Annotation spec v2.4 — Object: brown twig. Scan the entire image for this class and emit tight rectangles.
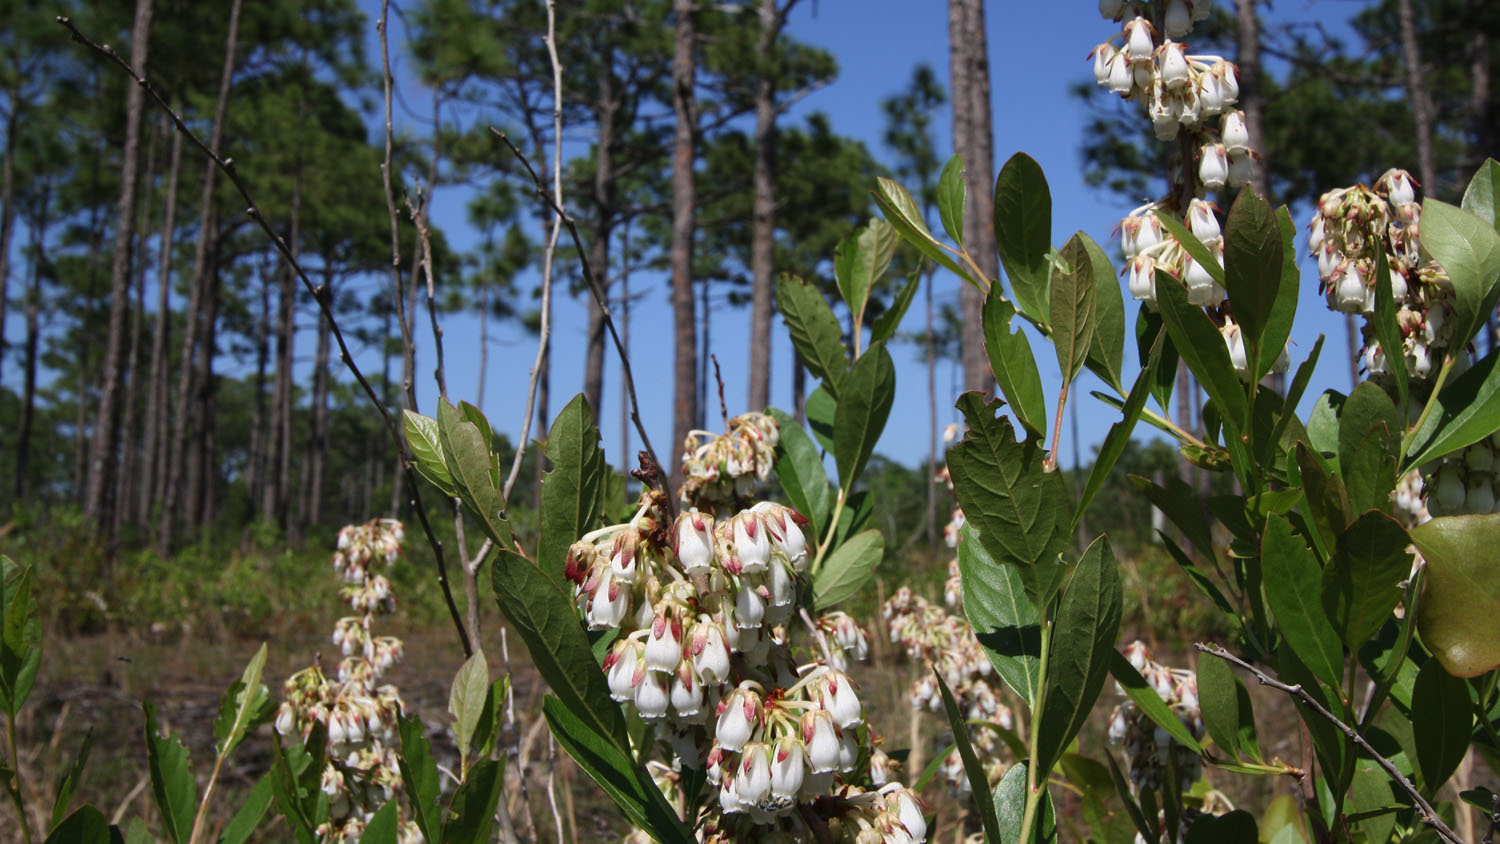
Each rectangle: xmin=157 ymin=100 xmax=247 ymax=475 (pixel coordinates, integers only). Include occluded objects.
xmin=490 ymin=127 xmax=662 ymax=476
xmin=711 ymin=352 xmax=728 ymax=428
xmin=56 ymin=13 xmax=473 ymax=659
xmin=1195 ymin=642 xmax=1465 ymax=844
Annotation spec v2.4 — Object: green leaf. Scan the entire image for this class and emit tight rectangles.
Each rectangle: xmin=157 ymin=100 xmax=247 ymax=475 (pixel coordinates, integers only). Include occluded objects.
xmin=1420 ymin=197 xmax=1500 ymax=348
xmin=1347 ymin=765 xmax=1399 ymax=844
xmin=218 ymin=774 xmax=273 ymax=844
xmin=268 ymin=728 xmax=326 ymax=844
xmin=1197 ymin=654 xmax=1260 ymax=762
xmin=805 ymin=385 xmax=837 ymax=453
xmin=958 ymin=524 xmax=1041 ymax=703
xmin=812 ymin=529 xmax=883 ymax=609
xmin=1108 ymin=651 xmax=1204 ymax=754
xmin=982 ymin=290 xmax=1048 ymax=439
xmin=1035 ymin=537 xmax=1123 ymax=779
xmin=1222 ymin=187 xmax=1284 ymax=373
xmin=1320 ymin=512 xmax=1412 ymax=650
xmin=0 ymin=558 xmax=41 ymax=716
xmin=947 ymin=394 xmax=1070 ymax=608
xmin=450 ymin=648 xmax=490 ymax=769
xmin=43 ymin=805 xmax=116 ymax=844
xmin=143 ymin=702 xmax=196 ymax=844
xmin=1295 ymin=443 xmax=1351 ymax=554
xmin=937 ymin=154 xmax=966 ymax=246
xmin=1338 ymin=382 xmax=1399 ymax=516
xmin=1404 ymin=346 xmax=1500 ymax=471
xmin=1462 ymin=158 xmax=1500 ymax=227
xmin=437 ymin=399 xmax=513 ymax=552
xmin=442 ymin=757 xmax=506 ymax=844
xmin=873 ymin=178 xmax=981 ymax=289
xmin=994 ymin=152 xmax=1054 ymax=323
xmin=213 ymin=643 xmax=270 ymax=759
xmin=1412 ymin=515 xmax=1500 ymax=677
xmin=543 ymin=697 xmax=692 ymax=844
xmin=833 ymin=341 xmax=896 ymax=491
xmin=403 ymin=409 xmax=456 ymax=496
xmin=1255 ymin=207 xmax=1301 ymax=383
xmin=935 ymin=671 xmax=1003 ymax=844
xmin=1262 ymin=516 xmax=1343 ymax=690
xmin=1155 ymin=269 xmax=1248 ymax=434
xmin=1074 ymin=330 xmax=1163 ymax=527
xmin=870 ymin=269 xmax=920 ymax=348
xmin=50 ymin=728 xmax=93 ymax=831
xmin=834 ymin=218 xmax=899 ymax=322
xmin=491 ymin=550 xmax=626 ymax=742
xmin=1137 ymin=306 xmax=1178 ymax=414
xmin=1078 ymin=232 xmax=1126 ymax=392
xmin=1373 ymin=250 xmax=1410 ymax=415
xmin=396 ymin=715 xmax=441 ymax=843
xmin=1050 ymin=232 xmax=1099 ymax=384
xmin=1410 ymin=659 xmax=1472 ymax=791
xmin=1184 ymin=810 xmax=1258 ymax=844
xmin=994 ymin=762 xmax=1056 ymax=844
xmin=766 ymin=408 xmax=832 ymax=539
xmin=776 ymin=273 xmax=850 ymax=397
xmin=125 ymin=818 xmax=151 ymax=844
xmin=360 ymin=802 xmax=400 ymax=844
xmin=539 ymin=394 xmax=607 ymax=585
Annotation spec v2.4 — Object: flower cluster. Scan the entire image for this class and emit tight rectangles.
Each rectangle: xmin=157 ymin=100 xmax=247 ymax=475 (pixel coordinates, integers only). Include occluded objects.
xmin=883 ymin=566 xmax=1015 ymax=794
xmin=274 ymin=519 xmax=420 ymax=844
xmin=1106 ymin=641 xmax=1204 ymax=794
xmin=567 ymin=488 xmax=920 ymax=840
xmin=680 ymin=412 xmax=781 ymax=509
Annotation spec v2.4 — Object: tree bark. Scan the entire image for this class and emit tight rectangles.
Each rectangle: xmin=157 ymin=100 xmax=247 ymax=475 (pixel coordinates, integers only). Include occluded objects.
xmin=747 ymin=0 xmax=780 ymax=412
xmin=1234 ymin=0 xmax=1270 ymax=199
xmin=947 ymin=0 xmax=996 ymax=395
xmin=670 ymin=0 xmax=699 ymax=491
xmin=0 ymin=82 xmax=19 ymax=378
xmin=925 ymin=268 xmax=938 ymax=551
xmin=86 ymin=0 xmax=154 ymax=529
xmin=246 ymin=256 xmax=272 ymax=520
xmin=619 ymin=228 xmax=632 ymax=477
xmin=160 ymin=0 xmax=242 ymax=553
xmin=1397 ymin=0 xmax=1438 ymax=193
xmin=583 ymin=53 xmax=618 ymax=415
xmin=14 ymin=183 xmax=49 ymax=501
xmin=140 ymin=116 xmax=182 ymax=528
xmin=263 ymin=177 xmax=301 ymax=528
xmin=188 ymin=241 xmax=222 ymax=531
xmin=116 ymin=119 xmax=161 ymax=533
xmin=309 ymin=264 xmax=333 ymax=527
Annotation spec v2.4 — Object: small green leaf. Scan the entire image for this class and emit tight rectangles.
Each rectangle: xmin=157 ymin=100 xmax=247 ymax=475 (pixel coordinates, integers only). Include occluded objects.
xmin=213 ymin=643 xmax=271 ymax=759
xmin=994 ymin=762 xmax=1056 ymax=844
xmin=937 ymin=154 xmax=967 ymax=246
xmin=403 ymin=409 xmax=456 ymax=495
xmin=1262 ymin=516 xmax=1344 ymax=690
xmin=1337 ymin=382 xmax=1399 ymax=515
xmin=935 ymin=672 xmax=1004 ymax=844
xmin=1410 ymin=659 xmax=1472 ymax=791
xmin=441 ymin=757 xmax=506 ymax=844
xmin=947 ymin=394 xmax=1070 ymax=609
xmin=1462 ymin=158 xmax=1500 ymax=226
xmin=219 ymin=774 xmax=273 ymax=844
xmin=0 ymin=558 xmax=41 ymax=716
xmin=1035 ymin=537 xmax=1123 ymax=779
xmin=833 ymin=341 xmax=896 ymax=491
xmin=1320 ymin=512 xmax=1411 ymax=649
xmin=538 ymin=394 xmax=607 ymax=585
xmin=834 ymin=218 xmax=899 ymax=322
xmin=994 ymin=152 xmax=1054 ymax=323
xmin=1078 ymin=232 xmax=1126 ymax=392
xmin=1050 ymin=232 xmax=1099 ymax=384
xmin=360 ymin=802 xmax=400 ymax=844
xmin=873 ymin=178 xmax=981 ymax=290
xmin=776 ymin=273 xmax=850 ymax=397
xmin=125 ymin=818 xmax=151 ymax=844
xmin=50 ymin=728 xmax=93 ymax=831
xmin=1108 ymin=651 xmax=1204 ymax=754
xmin=143 ymin=702 xmax=197 ymax=844
xmin=1197 ymin=653 xmax=1259 ymax=762
xmin=766 ymin=407 xmax=832 ymax=540
xmin=1412 ymin=514 xmax=1500 ymax=676
xmin=811 ymin=530 xmax=883 ymax=609
xmin=437 ymin=400 xmax=513 ymax=552
xmin=449 ymin=648 xmax=490 ymax=769
xmin=1420 ymin=197 xmax=1500 ymax=349
xmin=982 ymin=289 xmax=1047 ymax=439
xmin=958 ymin=524 xmax=1041 ymax=703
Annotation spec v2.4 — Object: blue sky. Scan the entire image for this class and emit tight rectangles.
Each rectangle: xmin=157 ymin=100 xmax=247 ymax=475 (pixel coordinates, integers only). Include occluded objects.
xmin=360 ymin=0 xmax=1368 ymax=473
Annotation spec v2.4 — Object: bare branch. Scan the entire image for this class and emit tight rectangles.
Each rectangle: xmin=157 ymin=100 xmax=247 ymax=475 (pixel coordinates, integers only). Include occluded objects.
xmin=1195 ymin=642 xmax=1465 ymax=844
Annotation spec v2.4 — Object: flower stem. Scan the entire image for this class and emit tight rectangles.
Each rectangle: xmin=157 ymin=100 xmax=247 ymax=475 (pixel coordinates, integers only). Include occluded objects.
xmin=810 ymin=488 xmax=846 ymax=576
xmin=1018 ymin=618 xmax=1053 ymax=844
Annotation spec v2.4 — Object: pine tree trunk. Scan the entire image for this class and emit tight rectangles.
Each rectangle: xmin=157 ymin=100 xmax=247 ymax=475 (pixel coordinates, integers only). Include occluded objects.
xmin=140 ymin=116 xmax=182 ymax=528
xmin=1234 ymin=0 xmax=1270 ymax=198
xmin=264 ymin=180 xmax=300 ymax=528
xmin=747 ymin=0 xmax=779 ymax=412
xmin=583 ymin=58 xmax=618 ymax=415
xmin=190 ymin=245 xmax=222 ymax=531
xmin=86 ymin=0 xmax=154 ymax=529
xmin=619 ymin=239 xmax=632 ymax=477
xmin=670 ymin=0 xmax=699 ymax=490
xmin=160 ymin=0 xmax=242 ymax=553
xmin=1398 ymin=0 xmax=1438 ymax=193
xmin=246 ymin=256 xmax=272 ymax=517
xmin=116 ymin=119 xmax=162 ymax=533
xmin=947 ymin=0 xmax=996 ymax=395
xmin=925 ymin=269 xmax=938 ymax=551
xmin=309 ymin=264 xmax=333 ymax=527
xmin=699 ymin=274 xmax=710 ymax=427
xmin=14 ymin=183 xmax=49 ymax=500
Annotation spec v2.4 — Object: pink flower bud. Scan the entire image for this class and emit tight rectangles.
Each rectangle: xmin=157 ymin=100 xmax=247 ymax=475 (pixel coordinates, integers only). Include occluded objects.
xmin=645 ymin=612 xmax=683 ymax=673
xmin=732 ymin=512 xmax=771 ymax=573
xmin=715 ymin=686 xmax=759 ymax=751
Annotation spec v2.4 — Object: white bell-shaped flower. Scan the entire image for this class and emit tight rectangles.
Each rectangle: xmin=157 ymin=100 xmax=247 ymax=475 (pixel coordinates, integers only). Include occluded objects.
xmin=770 ymin=736 xmax=807 ymax=798
xmin=715 ymin=686 xmax=759 ymax=751
xmin=802 ymin=709 xmax=841 ymax=773
xmin=1164 ymin=0 xmax=1193 ymax=37
xmin=1092 ymin=43 xmax=1117 ymax=85
xmin=732 ymin=512 xmax=771 ymax=574
xmin=675 ymin=510 xmax=715 ymax=575
xmin=644 ymin=612 xmax=683 ymax=673
xmin=1128 ymin=255 xmax=1158 ymax=303
xmin=1199 ymin=142 xmax=1229 ymax=190
xmin=1124 ymin=17 xmax=1156 ymax=62
xmin=1158 ymin=41 xmax=1191 ymax=91
xmin=1222 ymin=110 xmax=1251 ymax=153
xmin=1187 ymin=198 xmax=1220 ymax=243
xmin=634 ymin=672 xmax=670 ymax=720
xmin=737 ymin=742 xmax=773 ymax=806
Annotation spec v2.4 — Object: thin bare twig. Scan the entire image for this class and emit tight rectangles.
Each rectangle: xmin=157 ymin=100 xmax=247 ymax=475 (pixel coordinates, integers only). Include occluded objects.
xmin=1195 ymin=643 xmax=1465 ymax=844
xmin=491 ymin=127 xmax=662 ymax=478
xmin=56 ymin=13 xmax=473 ymax=659
xmin=711 ymin=352 xmax=728 ymax=428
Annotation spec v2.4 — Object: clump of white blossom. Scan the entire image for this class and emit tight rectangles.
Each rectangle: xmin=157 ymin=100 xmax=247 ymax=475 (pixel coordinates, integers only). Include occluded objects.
xmin=1092 ymin=0 xmax=1288 ymax=380
xmin=571 ymin=417 xmax=923 ymax=841
xmin=274 ymin=518 xmax=421 ymax=844
xmin=680 ymin=412 xmax=781 ymax=510
xmin=1106 ymin=640 xmax=1205 ymax=794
